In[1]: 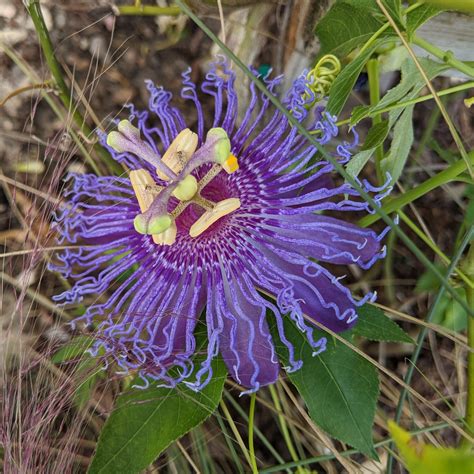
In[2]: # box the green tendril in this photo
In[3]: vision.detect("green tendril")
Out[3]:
[304,54,341,108]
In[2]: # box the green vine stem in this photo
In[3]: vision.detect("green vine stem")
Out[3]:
[25,0,121,175]
[357,2,423,57]
[421,0,474,13]
[412,34,474,78]
[462,243,474,448]
[359,151,474,228]
[367,58,384,184]
[268,384,305,474]
[344,81,474,127]
[248,392,258,474]
[223,391,288,468]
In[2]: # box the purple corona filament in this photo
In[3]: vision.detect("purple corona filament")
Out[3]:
[50,59,391,394]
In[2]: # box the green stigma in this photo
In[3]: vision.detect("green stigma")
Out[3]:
[118,119,140,139]
[133,213,172,235]
[106,131,126,153]
[207,127,231,164]
[172,175,198,201]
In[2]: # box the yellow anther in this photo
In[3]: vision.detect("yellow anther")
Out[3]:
[222,154,239,174]
[130,169,160,212]
[155,220,177,245]
[129,169,176,245]
[189,198,241,238]
[157,128,198,181]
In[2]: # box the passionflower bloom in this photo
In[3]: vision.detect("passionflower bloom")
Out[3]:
[50,59,390,393]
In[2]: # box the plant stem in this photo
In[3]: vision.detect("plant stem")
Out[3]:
[223,392,288,467]
[463,244,474,448]
[248,392,258,473]
[115,5,182,15]
[25,0,120,175]
[219,400,252,466]
[329,81,474,129]
[412,34,474,78]
[358,2,423,57]
[359,151,474,228]
[420,0,474,13]
[367,58,384,184]
[268,385,305,474]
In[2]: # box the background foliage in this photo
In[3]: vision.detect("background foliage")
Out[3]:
[0,0,473,472]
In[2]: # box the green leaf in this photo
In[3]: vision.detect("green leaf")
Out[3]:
[443,288,468,332]
[406,4,443,39]
[346,121,389,178]
[346,149,375,178]
[74,359,106,409]
[361,120,390,150]
[350,57,448,126]
[381,104,414,183]
[327,40,389,116]
[315,2,383,58]
[350,104,372,125]
[382,0,403,26]
[51,336,95,363]
[88,358,226,474]
[272,318,379,458]
[351,304,413,343]
[415,263,445,292]
[389,421,474,474]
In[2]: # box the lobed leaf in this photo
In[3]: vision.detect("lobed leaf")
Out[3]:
[406,4,444,39]
[315,2,383,58]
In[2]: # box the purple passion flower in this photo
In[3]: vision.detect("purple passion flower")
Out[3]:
[50,59,391,393]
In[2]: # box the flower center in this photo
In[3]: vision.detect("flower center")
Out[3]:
[107,122,241,245]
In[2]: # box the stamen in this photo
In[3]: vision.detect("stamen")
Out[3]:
[156,128,198,181]
[129,169,160,212]
[128,128,241,244]
[129,169,175,245]
[189,198,241,238]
